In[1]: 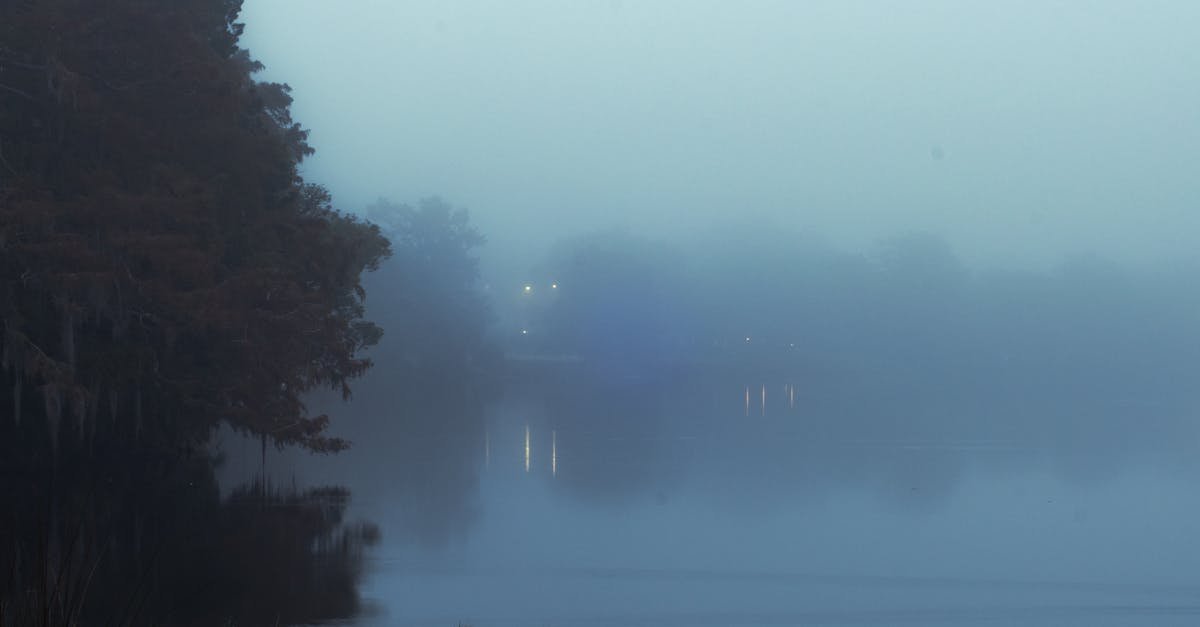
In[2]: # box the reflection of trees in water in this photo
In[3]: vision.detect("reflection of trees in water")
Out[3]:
[315,374,489,548]
[383,384,486,547]
[181,482,378,626]
[524,376,968,510]
[503,374,1200,515]
[539,381,678,505]
[0,421,377,626]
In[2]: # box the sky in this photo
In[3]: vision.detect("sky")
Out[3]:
[240,0,1200,271]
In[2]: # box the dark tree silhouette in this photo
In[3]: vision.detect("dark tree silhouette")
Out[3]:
[0,0,389,453]
[1,3,387,623]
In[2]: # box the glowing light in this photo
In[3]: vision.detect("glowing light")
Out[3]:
[744,385,750,416]
[524,425,531,472]
[523,284,532,294]
[761,384,766,416]
[551,283,558,289]
[745,336,751,343]
[521,329,528,335]
[789,384,795,408]
[551,429,558,477]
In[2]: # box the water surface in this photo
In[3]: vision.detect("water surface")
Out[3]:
[259,367,1200,626]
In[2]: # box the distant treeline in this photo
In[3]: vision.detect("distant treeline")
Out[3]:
[361,197,499,380]
[506,227,1200,398]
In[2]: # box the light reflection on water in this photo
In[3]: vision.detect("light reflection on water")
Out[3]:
[523,423,531,473]
[493,383,1046,485]
[327,379,1200,626]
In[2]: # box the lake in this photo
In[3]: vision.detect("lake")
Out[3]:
[242,368,1200,626]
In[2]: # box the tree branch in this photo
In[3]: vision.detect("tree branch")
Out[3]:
[0,81,36,102]
[0,59,47,72]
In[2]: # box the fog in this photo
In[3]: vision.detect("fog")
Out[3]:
[219,2,1200,625]
[242,0,1200,272]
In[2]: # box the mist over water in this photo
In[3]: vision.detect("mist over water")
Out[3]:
[18,0,1192,624]
[241,248,1200,624]
[257,358,1200,626]
[221,1,1200,625]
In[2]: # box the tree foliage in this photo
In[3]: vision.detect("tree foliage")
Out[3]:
[0,0,389,452]
[365,197,492,374]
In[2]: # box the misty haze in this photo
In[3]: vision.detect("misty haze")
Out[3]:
[3,1,1200,626]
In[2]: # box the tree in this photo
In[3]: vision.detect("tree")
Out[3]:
[0,0,389,453]
[531,229,690,380]
[365,197,492,374]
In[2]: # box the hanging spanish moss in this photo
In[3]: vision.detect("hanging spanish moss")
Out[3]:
[12,369,20,426]
[42,383,61,459]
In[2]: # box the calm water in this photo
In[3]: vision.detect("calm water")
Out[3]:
[249,370,1200,626]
